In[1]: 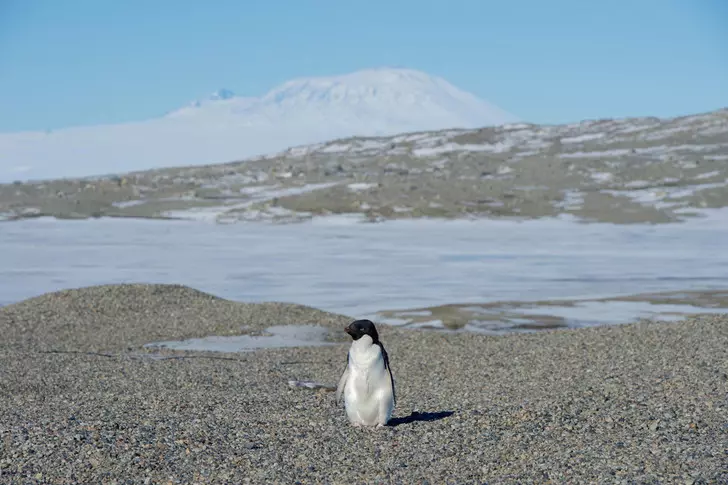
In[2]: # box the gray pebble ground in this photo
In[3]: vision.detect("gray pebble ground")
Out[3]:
[1,284,726,484]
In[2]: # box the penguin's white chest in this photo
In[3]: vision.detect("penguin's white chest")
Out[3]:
[343,338,395,427]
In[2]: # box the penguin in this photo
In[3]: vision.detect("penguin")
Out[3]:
[335,319,396,427]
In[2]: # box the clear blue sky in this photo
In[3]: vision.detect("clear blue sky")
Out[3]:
[1,0,726,132]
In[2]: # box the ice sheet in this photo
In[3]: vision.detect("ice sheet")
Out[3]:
[1,211,728,332]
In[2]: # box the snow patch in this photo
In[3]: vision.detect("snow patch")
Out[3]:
[561,133,605,144]
[560,149,632,159]
[412,142,511,157]
[111,200,147,209]
[590,172,614,183]
[348,182,378,191]
[604,180,728,207]
[163,182,339,222]
[320,143,353,153]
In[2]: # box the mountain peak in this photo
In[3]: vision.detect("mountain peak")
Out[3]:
[258,67,518,129]
[0,67,519,181]
[263,67,455,101]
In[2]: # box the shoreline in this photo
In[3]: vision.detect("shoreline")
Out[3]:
[1,284,726,482]
[2,279,728,336]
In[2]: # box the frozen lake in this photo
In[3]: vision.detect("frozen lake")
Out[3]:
[1,212,727,332]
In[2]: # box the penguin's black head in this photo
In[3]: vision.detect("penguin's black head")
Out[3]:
[345,319,379,343]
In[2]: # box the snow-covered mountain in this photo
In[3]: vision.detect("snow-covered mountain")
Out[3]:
[0,68,517,182]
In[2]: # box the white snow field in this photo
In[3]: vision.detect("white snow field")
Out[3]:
[0,68,517,183]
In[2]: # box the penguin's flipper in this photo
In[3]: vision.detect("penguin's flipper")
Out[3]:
[335,353,350,406]
[379,344,396,405]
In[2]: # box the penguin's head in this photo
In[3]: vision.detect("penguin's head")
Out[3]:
[345,319,379,343]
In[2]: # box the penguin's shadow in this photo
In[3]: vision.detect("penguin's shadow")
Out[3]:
[387,410,454,427]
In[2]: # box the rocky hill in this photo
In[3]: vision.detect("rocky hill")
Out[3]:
[1,107,726,225]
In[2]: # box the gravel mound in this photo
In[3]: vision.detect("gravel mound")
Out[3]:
[0,283,351,352]
[1,284,726,483]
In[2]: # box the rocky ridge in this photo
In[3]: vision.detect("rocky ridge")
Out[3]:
[1,108,727,225]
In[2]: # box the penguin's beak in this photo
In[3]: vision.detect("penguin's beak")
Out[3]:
[344,325,354,335]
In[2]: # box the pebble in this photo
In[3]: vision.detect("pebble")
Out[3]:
[0,283,726,483]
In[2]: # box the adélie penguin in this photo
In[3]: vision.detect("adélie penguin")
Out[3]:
[335,319,396,427]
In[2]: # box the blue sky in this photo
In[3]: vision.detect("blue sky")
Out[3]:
[0,0,726,132]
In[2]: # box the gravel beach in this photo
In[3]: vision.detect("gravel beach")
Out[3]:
[1,284,726,483]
